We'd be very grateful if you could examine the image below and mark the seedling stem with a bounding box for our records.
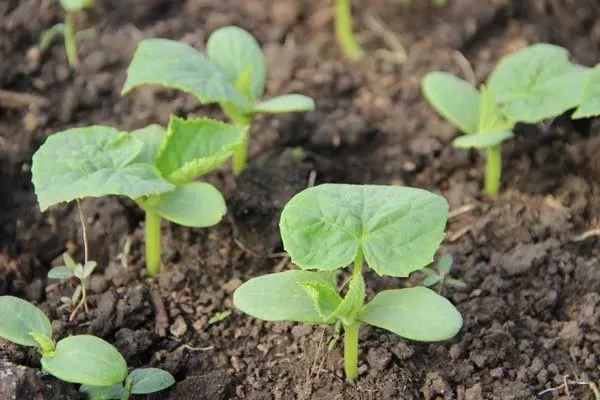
[335,0,364,61]
[64,13,78,68]
[145,211,162,277]
[343,250,364,380]
[485,145,501,196]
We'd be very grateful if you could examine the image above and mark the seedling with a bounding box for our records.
[234,184,463,380]
[0,295,127,386]
[121,26,316,175]
[335,0,364,61]
[80,367,175,399]
[420,254,466,294]
[39,0,94,68]
[423,44,590,195]
[32,118,245,276]
[50,253,97,320]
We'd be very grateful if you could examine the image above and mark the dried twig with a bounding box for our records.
[0,89,48,109]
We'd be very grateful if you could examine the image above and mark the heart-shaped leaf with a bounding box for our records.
[573,64,600,119]
[127,368,175,394]
[41,335,128,386]
[359,287,462,341]
[253,94,316,114]
[155,117,245,183]
[32,126,175,211]
[280,184,449,277]
[0,296,52,347]
[122,38,250,110]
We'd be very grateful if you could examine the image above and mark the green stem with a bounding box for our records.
[64,12,79,68]
[145,211,162,276]
[485,145,502,196]
[335,0,364,61]
[223,104,253,176]
[343,320,361,380]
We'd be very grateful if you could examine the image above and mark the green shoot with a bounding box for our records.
[421,254,466,294]
[208,311,232,325]
[0,296,127,386]
[32,119,244,276]
[39,0,94,68]
[80,368,175,399]
[335,0,364,61]
[121,27,316,175]
[234,184,462,380]
[422,44,590,196]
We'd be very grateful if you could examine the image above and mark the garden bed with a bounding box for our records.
[1,0,600,398]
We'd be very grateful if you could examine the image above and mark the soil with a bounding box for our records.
[1,0,600,399]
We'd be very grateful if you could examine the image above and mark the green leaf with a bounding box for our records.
[147,182,226,227]
[63,253,77,269]
[358,287,462,341]
[329,268,365,322]
[59,0,94,12]
[422,274,440,287]
[41,335,128,386]
[279,184,449,277]
[0,296,52,347]
[155,117,245,183]
[253,94,316,114]
[31,126,175,211]
[48,266,75,280]
[452,131,514,148]
[127,368,175,394]
[488,44,590,123]
[29,333,55,355]
[121,38,250,110]
[233,270,341,324]
[446,278,467,289]
[300,282,343,321]
[437,254,453,275]
[80,384,127,400]
[82,261,97,278]
[573,64,600,119]
[208,311,232,325]
[130,124,167,164]
[206,26,266,101]
[477,85,514,133]
[422,72,481,134]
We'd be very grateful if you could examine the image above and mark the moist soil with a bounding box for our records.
[1,0,600,399]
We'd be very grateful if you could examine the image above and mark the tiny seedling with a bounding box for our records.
[0,295,127,386]
[234,184,462,380]
[39,0,94,68]
[420,254,466,294]
[208,310,232,325]
[50,253,97,320]
[32,117,245,276]
[335,0,364,61]
[80,367,175,399]
[121,26,316,175]
[423,44,590,195]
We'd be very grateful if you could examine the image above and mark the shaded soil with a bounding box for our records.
[1,0,600,399]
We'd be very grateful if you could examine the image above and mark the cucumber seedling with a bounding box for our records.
[0,296,127,387]
[234,184,463,380]
[80,367,175,399]
[121,26,316,175]
[39,0,94,68]
[420,254,466,294]
[423,44,590,195]
[32,117,245,276]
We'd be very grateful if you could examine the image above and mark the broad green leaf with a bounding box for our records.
[80,384,127,400]
[301,282,343,321]
[0,296,52,347]
[422,72,481,134]
[149,182,227,227]
[59,0,93,12]
[573,64,600,119]
[121,39,250,110]
[41,335,127,386]
[437,254,453,275]
[359,287,462,341]
[234,270,341,324]
[452,131,513,148]
[279,184,449,277]
[253,94,316,114]
[155,117,245,183]
[206,26,266,101]
[127,368,175,394]
[131,124,167,164]
[31,126,175,211]
[478,85,514,133]
[48,266,75,280]
[488,44,589,123]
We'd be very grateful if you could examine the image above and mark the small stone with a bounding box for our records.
[170,316,188,337]
[222,278,243,293]
[291,325,312,338]
[465,383,483,400]
[366,348,392,371]
[357,364,368,376]
[23,112,39,133]
[558,321,583,345]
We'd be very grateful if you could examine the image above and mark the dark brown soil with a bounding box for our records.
[1,0,600,399]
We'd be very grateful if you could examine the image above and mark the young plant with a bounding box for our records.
[234,184,463,380]
[421,254,466,294]
[121,26,316,175]
[49,253,97,320]
[0,295,127,386]
[39,0,94,68]
[422,44,590,195]
[335,0,364,61]
[32,117,244,276]
[80,368,175,399]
